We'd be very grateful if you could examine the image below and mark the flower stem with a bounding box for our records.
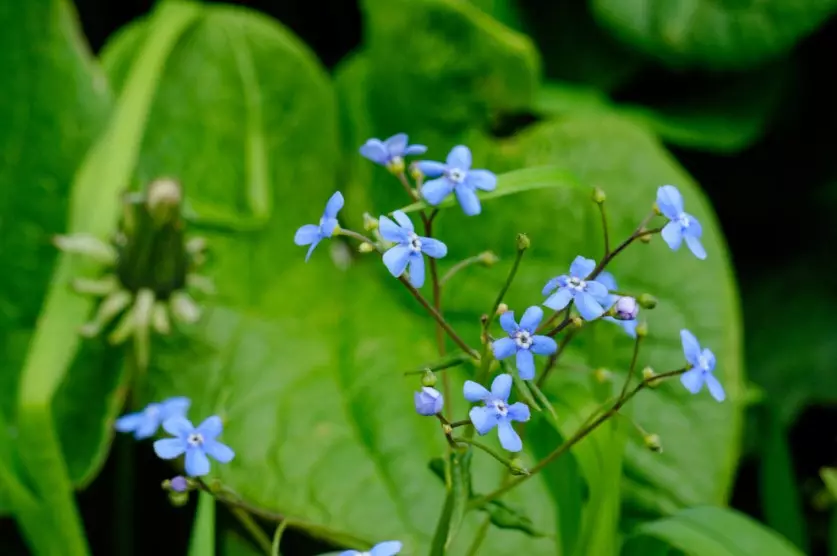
[467,368,687,509]
[441,254,487,287]
[230,506,272,555]
[453,437,523,473]
[420,209,449,418]
[404,353,471,375]
[598,202,610,257]
[465,516,492,556]
[618,335,643,401]
[271,521,290,556]
[335,228,378,251]
[587,212,658,280]
[537,331,576,388]
[483,246,526,337]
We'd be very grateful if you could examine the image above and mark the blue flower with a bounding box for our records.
[340,541,403,556]
[360,133,426,170]
[542,256,610,320]
[491,306,557,380]
[153,415,235,477]
[464,374,530,452]
[170,476,189,493]
[294,191,344,262]
[414,387,444,416]
[114,397,190,440]
[379,210,447,287]
[656,185,706,260]
[679,329,724,402]
[597,271,638,338]
[416,145,497,216]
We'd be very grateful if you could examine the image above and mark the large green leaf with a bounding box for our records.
[592,0,837,69]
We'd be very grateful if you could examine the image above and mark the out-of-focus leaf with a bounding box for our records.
[188,492,216,556]
[480,499,547,537]
[470,0,523,30]
[623,506,806,555]
[592,0,837,69]
[821,468,837,499]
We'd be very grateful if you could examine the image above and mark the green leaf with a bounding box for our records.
[821,468,837,499]
[591,0,837,69]
[623,506,806,556]
[188,492,216,556]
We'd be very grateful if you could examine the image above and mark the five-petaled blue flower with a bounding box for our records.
[379,210,447,287]
[542,256,610,320]
[657,185,706,260]
[414,387,444,416]
[340,541,403,556]
[492,306,557,380]
[416,145,497,216]
[294,191,344,262]
[679,329,724,402]
[360,133,426,171]
[597,271,638,338]
[114,397,190,440]
[153,415,235,477]
[464,374,530,452]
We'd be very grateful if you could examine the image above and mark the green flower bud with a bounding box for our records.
[509,457,529,476]
[479,251,499,266]
[635,321,649,338]
[644,433,663,453]
[168,490,190,507]
[496,303,509,315]
[358,241,377,253]
[592,187,606,204]
[421,370,437,388]
[362,212,379,231]
[641,366,657,387]
[638,293,657,309]
[570,316,583,329]
[409,163,423,181]
[147,178,183,225]
[593,368,612,384]
[516,233,530,251]
[639,229,653,244]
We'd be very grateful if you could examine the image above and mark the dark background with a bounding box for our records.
[3,0,837,554]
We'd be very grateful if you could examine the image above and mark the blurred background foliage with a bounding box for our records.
[2,0,837,554]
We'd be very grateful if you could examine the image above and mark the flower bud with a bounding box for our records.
[592,187,606,204]
[641,366,657,387]
[639,229,653,244]
[409,163,423,181]
[421,370,437,388]
[496,303,509,315]
[570,316,583,329]
[613,297,639,321]
[414,387,444,416]
[362,212,378,231]
[635,321,649,338]
[169,475,190,493]
[509,457,529,476]
[168,490,190,507]
[516,233,530,251]
[637,293,657,309]
[593,368,612,384]
[644,433,663,453]
[479,251,499,266]
[358,242,376,253]
[442,423,453,435]
[147,178,183,226]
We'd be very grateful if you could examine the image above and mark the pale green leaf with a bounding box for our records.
[188,492,216,556]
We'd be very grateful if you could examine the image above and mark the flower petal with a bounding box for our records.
[467,169,496,191]
[685,235,707,260]
[508,402,531,422]
[407,253,425,288]
[416,160,446,177]
[319,217,339,239]
[455,186,481,216]
[339,552,362,556]
[446,145,472,170]
[304,240,321,263]
[114,412,145,434]
[531,335,557,356]
[135,417,161,440]
[519,306,543,331]
[661,221,683,250]
[683,213,702,238]
[704,373,726,402]
[153,438,186,460]
[421,177,454,205]
[497,420,522,452]
[490,373,513,401]
[463,380,491,402]
[378,215,408,242]
[585,280,609,302]
[469,406,499,434]
[370,541,404,556]
[492,337,517,360]
[359,139,389,164]
[324,191,344,219]
[516,349,535,380]
[544,288,573,311]
[596,271,617,291]
[680,368,705,394]
[542,275,565,296]
[384,133,408,155]
[619,319,638,338]
[391,210,414,233]
[420,237,447,258]
[569,256,596,278]
[185,448,211,477]
[701,348,717,371]
[197,415,223,441]
[204,440,235,463]
[294,224,320,246]
[382,245,412,278]
[680,329,702,364]
[403,144,427,156]
[575,292,604,320]
[656,185,684,219]
[161,397,191,419]
[499,311,517,334]
[163,416,194,438]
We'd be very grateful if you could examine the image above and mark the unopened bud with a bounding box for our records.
[409,163,424,181]
[362,212,378,231]
[635,321,648,338]
[613,297,639,321]
[642,366,657,386]
[644,433,663,453]
[479,251,499,266]
[169,476,190,493]
[637,293,657,309]
[652,202,661,216]
[570,316,583,329]
[516,233,530,251]
[639,230,653,244]
[442,424,453,435]
[509,457,529,476]
[147,178,183,224]
[593,368,612,383]
[496,303,509,315]
[421,370,437,387]
[168,490,190,507]
[414,387,444,416]
[358,242,376,253]
[592,187,606,204]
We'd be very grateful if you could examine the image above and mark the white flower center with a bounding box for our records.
[492,399,509,417]
[390,155,403,166]
[447,168,467,184]
[187,433,204,447]
[697,354,710,371]
[568,276,586,291]
[408,233,422,253]
[677,212,690,228]
[514,329,533,349]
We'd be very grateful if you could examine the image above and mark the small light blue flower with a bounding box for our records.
[294,191,344,262]
[153,415,235,477]
[464,374,530,452]
[491,306,557,380]
[379,210,447,287]
[657,185,706,260]
[170,476,189,493]
[360,133,426,168]
[542,256,610,320]
[114,397,190,440]
[679,329,724,402]
[416,145,497,216]
[340,541,403,556]
[597,271,638,338]
[414,387,444,416]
